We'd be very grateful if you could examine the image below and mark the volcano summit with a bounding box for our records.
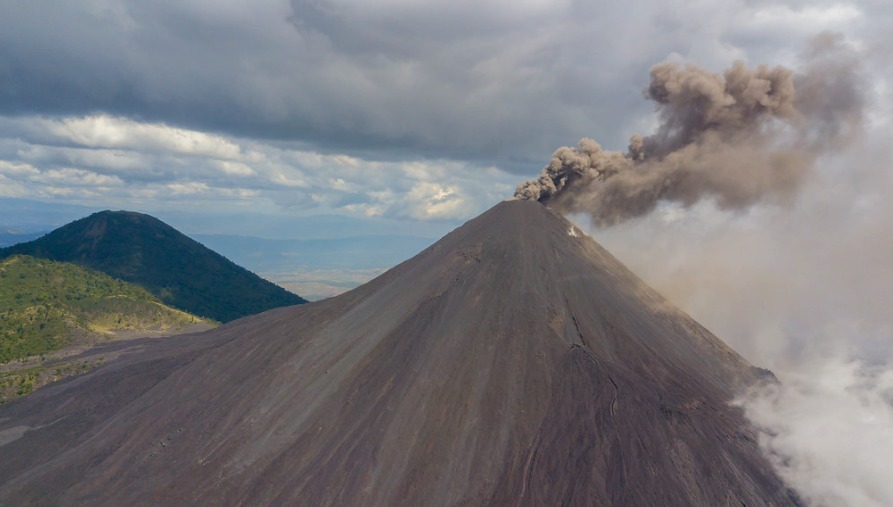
[0,200,798,505]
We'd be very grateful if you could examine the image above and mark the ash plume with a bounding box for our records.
[515,33,864,225]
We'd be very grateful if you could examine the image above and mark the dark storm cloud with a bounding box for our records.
[0,0,672,171]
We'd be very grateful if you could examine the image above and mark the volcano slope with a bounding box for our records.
[0,200,798,506]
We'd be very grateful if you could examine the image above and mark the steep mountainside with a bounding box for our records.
[0,255,213,403]
[0,255,211,362]
[0,200,799,505]
[0,211,306,322]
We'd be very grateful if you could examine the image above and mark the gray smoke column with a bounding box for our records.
[515,33,864,225]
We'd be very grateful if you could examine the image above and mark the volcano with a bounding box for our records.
[0,200,798,505]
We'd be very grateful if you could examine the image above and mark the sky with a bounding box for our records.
[2,1,892,504]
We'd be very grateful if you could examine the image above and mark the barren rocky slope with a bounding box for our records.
[0,200,798,506]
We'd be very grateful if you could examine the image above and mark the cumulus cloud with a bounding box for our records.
[400,182,468,220]
[38,115,245,159]
[0,114,515,219]
[0,161,40,177]
[33,168,124,188]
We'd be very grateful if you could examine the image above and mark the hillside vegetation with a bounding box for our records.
[0,255,211,364]
[0,210,307,322]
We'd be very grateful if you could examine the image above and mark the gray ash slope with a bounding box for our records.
[0,199,798,506]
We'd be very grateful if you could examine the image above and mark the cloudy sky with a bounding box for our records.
[2,1,892,504]
[2,0,885,223]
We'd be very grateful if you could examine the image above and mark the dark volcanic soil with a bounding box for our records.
[0,200,799,506]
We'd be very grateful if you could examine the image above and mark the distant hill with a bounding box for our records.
[0,255,211,363]
[0,211,307,322]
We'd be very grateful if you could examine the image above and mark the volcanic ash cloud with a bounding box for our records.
[515,33,864,226]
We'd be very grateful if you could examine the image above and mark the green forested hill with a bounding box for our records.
[0,255,211,363]
[0,210,307,322]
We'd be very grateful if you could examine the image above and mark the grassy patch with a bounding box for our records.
[0,358,102,404]
[0,255,211,363]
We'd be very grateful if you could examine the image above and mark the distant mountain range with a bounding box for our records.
[0,211,307,323]
[193,234,436,271]
[0,197,457,240]
[0,231,46,248]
